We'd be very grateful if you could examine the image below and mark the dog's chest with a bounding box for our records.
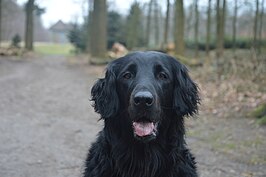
[111,145,171,177]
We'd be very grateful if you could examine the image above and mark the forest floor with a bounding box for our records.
[0,54,265,177]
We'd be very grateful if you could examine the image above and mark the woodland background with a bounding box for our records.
[0,0,266,176]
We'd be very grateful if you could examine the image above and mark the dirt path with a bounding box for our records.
[0,56,265,177]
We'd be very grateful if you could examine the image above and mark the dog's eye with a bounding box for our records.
[158,72,168,80]
[123,72,133,79]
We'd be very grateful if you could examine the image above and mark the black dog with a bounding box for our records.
[84,51,200,177]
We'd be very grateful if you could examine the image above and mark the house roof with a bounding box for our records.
[49,20,72,32]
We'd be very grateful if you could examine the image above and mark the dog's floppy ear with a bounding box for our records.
[173,61,200,117]
[91,63,119,119]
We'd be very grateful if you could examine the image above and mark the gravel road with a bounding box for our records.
[0,56,265,177]
[0,56,102,177]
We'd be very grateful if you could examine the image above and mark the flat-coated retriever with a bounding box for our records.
[84,51,200,177]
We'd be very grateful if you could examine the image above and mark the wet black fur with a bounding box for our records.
[84,51,200,177]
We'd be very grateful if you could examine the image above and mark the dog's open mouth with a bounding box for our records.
[132,121,158,139]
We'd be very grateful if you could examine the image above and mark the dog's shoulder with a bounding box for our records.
[84,131,114,177]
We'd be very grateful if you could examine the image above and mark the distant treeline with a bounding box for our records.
[68,0,265,58]
[186,38,266,50]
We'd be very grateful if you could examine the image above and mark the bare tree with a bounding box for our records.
[194,0,199,57]
[90,0,107,58]
[25,0,34,51]
[216,0,221,56]
[206,0,212,56]
[154,1,160,47]
[185,4,194,40]
[253,0,259,50]
[216,0,226,58]
[221,0,226,53]
[174,0,185,55]
[163,0,170,48]
[87,0,93,53]
[232,0,238,52]
[0,0,2,46]
[258,0,264,52]
[146,0,152,47]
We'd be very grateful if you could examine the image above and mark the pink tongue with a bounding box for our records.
[133,122,155,137]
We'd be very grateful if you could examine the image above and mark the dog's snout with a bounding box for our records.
[133,91,154,107]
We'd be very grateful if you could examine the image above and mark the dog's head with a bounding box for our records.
[91,51,200,142]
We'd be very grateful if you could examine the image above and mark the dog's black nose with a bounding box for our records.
[133,91,154,106]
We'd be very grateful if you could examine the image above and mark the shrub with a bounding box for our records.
[185,38,266,50]
[68,24,86,53]
[11,34,21,48]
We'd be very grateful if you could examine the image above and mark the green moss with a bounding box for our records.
[256,115,266,125]
[249,155,266,165]
[242,138,263,147]
[248,103,266,118]
[212,142,237,153]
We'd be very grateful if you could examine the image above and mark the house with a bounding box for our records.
[49,20,72,43]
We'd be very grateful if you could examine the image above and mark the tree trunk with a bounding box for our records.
[186,5,194,40]
[174,0,185,56]
[232,0,237,52]
[87,0,93,53]
[258,0,264,53]
[154,1,160,47]
[146,0,152,47]
[25,0,34,51]
[216,0,225,58]
[163,0,170,48]
[91,0,107,58]
[206,0,211,56]
[216,0,221,58]
[0,0,2,47]
[253,0,259,50]
[216,0,220,53]
[194,0,199,58]
[221,0,226,50]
